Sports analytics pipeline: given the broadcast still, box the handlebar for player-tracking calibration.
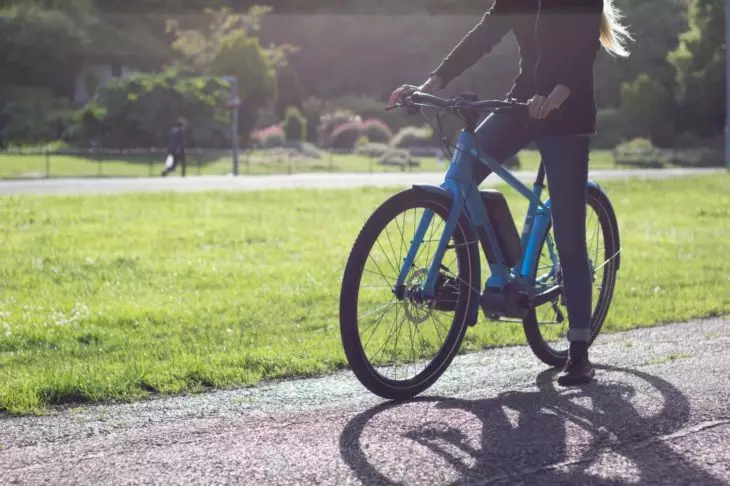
[392,91,530,117]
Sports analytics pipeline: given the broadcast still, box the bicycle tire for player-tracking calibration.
[523,184,620,367]
[340,188,479,400]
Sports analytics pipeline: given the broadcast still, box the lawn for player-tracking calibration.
[0,149,620,179]
[0,174,728,414]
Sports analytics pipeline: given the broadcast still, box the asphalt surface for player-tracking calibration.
[1,317,728,485]
[0,167,724,195]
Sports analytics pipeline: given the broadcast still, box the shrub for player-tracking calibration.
[282,140,324,159]
[0,85,75,145]
[354,141,389,158]
[593,109,643,150]
[613,138,666,168]
[361,119,393,143]
[283,107,307,142]
[330,120,364,150]
[252,124,285,148]
[317,110,360,146]
[323,95,410,133]
[78,70,231,148]
[391,125,434,149]
[378,148,421,171]
[302,97,324,143]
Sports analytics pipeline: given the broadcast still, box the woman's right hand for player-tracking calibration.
[387,75,442,108]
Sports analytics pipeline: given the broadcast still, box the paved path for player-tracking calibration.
[0,168,724,195]
[1,317,728,485]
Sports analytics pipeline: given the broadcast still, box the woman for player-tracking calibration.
[389,0,631,386]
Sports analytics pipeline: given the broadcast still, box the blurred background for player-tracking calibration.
[0,0,724,178]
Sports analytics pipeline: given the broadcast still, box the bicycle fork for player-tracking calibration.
[394,189,466,299]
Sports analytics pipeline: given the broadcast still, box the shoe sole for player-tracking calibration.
[557,369,596,387]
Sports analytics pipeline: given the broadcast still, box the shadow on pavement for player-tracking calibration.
[339,365,723,485]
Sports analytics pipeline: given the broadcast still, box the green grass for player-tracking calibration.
[0,149,620,179]
[0,174,729,414]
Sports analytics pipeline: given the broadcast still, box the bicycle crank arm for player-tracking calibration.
[530,285,562,307]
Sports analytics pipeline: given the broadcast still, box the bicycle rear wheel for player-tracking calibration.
[523,184,620,367]
[340,189,479,400]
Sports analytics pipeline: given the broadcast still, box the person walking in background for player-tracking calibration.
[162,119,187,177]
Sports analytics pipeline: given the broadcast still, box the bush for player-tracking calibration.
[252,124,285,148]
[362,119,393,143]
[354,141,389,158]
[317,110,360,146]
[593,109,644,150]
[391,125,434,149]
[0,85,75,145]
[78,70,231,148]
[283,107,307,142]
[378,148,421,171]
[323,95,410,133]
[302,97,324,143]
[330,120,364,150]
[613,138,666,168]
[620,74,676,147]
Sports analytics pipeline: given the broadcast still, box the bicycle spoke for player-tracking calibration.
[375,238,399,278]
[362,301,397,350]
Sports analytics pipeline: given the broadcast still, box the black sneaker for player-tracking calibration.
[558,355,595,387]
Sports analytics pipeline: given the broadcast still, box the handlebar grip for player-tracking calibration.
[409,92,450,109]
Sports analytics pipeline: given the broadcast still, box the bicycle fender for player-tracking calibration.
[412,184,450,198]
[411,184,482,327]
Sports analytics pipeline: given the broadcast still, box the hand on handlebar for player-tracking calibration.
[387,75,442,109]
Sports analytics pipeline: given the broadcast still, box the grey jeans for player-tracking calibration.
[472,114,593,342]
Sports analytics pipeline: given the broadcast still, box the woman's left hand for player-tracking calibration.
[528,85,571,120]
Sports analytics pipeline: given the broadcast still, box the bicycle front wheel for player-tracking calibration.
[340,189,479,400]
[523,184,621,367]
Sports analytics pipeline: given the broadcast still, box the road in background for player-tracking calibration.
[0,168,724,196]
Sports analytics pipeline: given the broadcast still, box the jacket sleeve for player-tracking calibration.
[536,0,603,95]
[431,0,514,89]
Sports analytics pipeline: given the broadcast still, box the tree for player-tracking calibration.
[0,5,88,96]
[167,6,295,146]
[274,65,303,120]
[79,69,231,148]
[668,0,725,137]
[283,106,306,141]
[620,74,676,146]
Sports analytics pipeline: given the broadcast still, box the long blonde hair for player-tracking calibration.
[600,0,633,57]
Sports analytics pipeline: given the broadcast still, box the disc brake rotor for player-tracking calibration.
[403,269,435,324]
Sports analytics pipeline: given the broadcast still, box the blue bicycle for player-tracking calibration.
[340,92,621,400]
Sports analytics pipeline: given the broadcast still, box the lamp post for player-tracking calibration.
[222,75,240,176]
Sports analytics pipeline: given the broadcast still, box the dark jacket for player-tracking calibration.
[168,126,185,153]
[432,0,604,135]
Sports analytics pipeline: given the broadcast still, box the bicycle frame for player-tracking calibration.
[394,128,558,308]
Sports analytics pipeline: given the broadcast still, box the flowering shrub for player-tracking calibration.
[252,124,285,148]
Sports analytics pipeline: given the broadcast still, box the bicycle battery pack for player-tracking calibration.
[480,190,522,267]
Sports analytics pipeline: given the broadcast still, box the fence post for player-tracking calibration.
[197,149,202,176]
[329,149,334,173]
[45,150,50,178]
[97,151,102,177]
[288,153,293,175]
[370,155,373,173]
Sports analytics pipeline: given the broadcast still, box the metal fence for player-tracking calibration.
[0,146,447,180]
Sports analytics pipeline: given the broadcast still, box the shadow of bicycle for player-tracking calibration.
[339,366,723,485]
